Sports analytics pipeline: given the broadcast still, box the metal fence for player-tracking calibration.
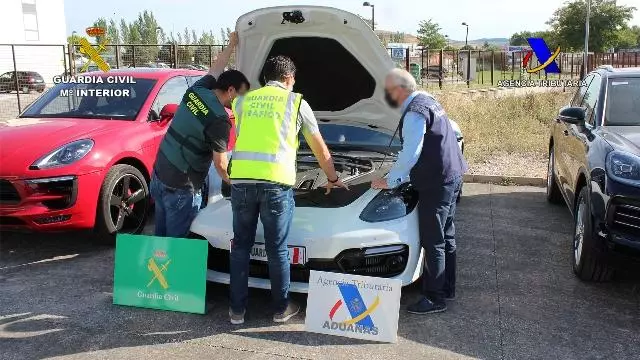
[388,48,640,90]
[1,43,639,121]
[69,44,229,72]
[0,44,233,120]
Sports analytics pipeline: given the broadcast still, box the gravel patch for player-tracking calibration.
[468,152,547,178]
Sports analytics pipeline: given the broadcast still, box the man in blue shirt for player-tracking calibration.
[372,69,468,314]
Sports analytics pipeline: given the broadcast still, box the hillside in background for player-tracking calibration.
[449,37,510,47]
[374,30,509,47]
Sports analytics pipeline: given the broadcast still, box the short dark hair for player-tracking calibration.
[214,70,250,92]
[262,56,296,82]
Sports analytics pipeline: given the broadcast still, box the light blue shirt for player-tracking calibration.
[386,91,427,188]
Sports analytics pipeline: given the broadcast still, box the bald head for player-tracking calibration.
[383,68,417,108]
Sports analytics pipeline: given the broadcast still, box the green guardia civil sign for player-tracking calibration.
[113,234,208,314]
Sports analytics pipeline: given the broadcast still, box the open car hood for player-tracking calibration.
[236,6,399,133]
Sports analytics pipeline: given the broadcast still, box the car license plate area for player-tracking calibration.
[249,243,306,265]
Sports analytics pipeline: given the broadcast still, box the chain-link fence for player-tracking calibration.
[69,44,229,71]
[0,44,68,120]
[389,48,640,90]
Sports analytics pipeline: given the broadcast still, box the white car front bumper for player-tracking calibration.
[190,190,424,293]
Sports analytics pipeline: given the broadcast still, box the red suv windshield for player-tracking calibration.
[21,78,156,120]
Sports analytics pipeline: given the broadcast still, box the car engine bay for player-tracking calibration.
[293,151,394,208]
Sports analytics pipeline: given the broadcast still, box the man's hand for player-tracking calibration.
[323,179,349,195]
[371,178,390,190]
[228,31,239,48]
[210,31,239,77]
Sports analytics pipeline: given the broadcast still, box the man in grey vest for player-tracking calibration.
[150,32,250,238]
[372,69,468,314]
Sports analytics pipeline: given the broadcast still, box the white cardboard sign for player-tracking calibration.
[304,270,402,343]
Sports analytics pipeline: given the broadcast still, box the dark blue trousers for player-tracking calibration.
[416,176,462,302]
[229,183,295,314]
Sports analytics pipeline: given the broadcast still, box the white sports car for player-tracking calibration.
[191,6,464,293]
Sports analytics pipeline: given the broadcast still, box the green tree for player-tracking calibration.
[194,30,217,65]
[510,31,536,46]
[108,19,119,44]
[417,19,447,49]
[157,27,166,44]
[67,34,84,45]
[391,32,406,43]
[615,25,640,49]
[220,28,227,43]
[546,0,636,52]
[192,30,198,45]
[92,17,108,44]
[482,41,502,51]
[119,19,130,43]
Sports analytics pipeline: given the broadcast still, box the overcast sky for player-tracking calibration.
[64,0,640,41]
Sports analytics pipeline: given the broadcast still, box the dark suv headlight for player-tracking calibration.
[606,151,640,186]
[359,183,418,222]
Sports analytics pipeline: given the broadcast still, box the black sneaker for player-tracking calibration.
[273,301,300,323]
[407,297,447,314]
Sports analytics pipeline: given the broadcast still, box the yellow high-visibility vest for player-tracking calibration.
[230,86,303,186]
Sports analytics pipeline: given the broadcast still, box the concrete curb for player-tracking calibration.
[463,174,546,187]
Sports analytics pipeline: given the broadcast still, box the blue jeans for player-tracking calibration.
[416,175,463,302]
[150,172,202,238]
[229,183,294,314]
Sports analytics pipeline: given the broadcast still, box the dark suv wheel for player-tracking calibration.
[546,146,563,204]
[572,186,614,281]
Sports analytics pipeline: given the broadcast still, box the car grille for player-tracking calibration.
[609,201,640,240]
[0,180,20,204]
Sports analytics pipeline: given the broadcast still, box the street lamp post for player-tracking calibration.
[363,2,375,31]
[445,35,449,48]
[461,23,470,85]
[583,0,591,78]
[70,30,78,75]
[461,22,469,47]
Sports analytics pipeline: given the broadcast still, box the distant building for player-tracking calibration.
[0,0,67,84]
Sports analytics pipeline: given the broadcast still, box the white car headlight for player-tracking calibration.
[359,183,418,222]
[606,150,640,186]
[31,139,94,170]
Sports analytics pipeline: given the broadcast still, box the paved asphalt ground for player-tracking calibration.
[1,183,639,360]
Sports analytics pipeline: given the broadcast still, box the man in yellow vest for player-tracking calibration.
[228,56,348,325]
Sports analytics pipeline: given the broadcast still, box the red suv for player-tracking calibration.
[0,68,206,240]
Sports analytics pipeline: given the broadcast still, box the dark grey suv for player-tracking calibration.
[547,65,640,281]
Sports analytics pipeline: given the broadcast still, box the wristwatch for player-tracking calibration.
[328,176,339,183]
